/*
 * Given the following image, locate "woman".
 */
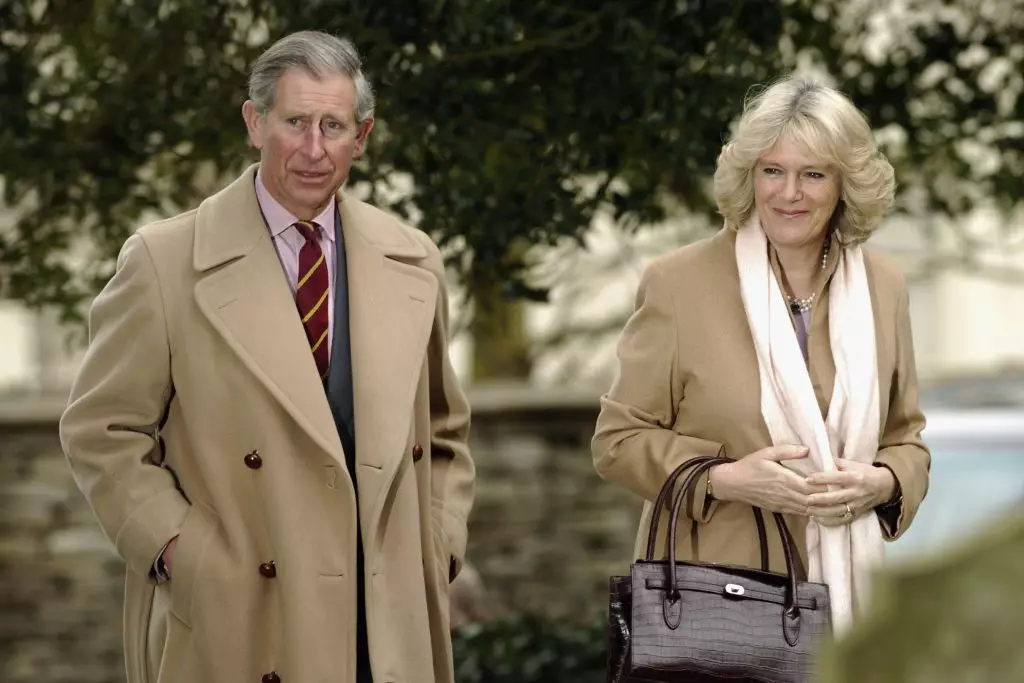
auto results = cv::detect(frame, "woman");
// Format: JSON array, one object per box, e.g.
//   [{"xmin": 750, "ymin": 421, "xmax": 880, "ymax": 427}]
[{"xmin": 591, "ymin": 76, "xmax": 930, "ymax": 632}]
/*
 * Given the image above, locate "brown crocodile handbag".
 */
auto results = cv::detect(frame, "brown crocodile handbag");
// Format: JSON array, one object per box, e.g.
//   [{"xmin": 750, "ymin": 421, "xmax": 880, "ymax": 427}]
[{"xmin": 607, "ymin": 455, "xmax": 832, "ymax": 683}]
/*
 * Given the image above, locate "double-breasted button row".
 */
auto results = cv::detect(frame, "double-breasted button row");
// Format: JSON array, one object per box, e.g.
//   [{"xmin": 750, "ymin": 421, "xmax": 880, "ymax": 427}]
[
  {"xmin": 412, "ymin": 444, "xmax": 424, "ymax": 462},
  {"xmin": 258, "ymin": 561, "xmax": 277, "ymax": 579},
  {"xmin": 261, "ymin": 672, "xmax": 280, "ymax": 683},
  {"xmin": 244, "ymin": 450, "xmax": 262, "ymax": 469}
]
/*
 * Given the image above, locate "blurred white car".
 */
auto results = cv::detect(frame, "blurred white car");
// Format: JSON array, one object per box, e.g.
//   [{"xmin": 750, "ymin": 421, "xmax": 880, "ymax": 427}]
[{"xmin": 885, "ymin": 408, "xmax": 1024, "ymax": 563}]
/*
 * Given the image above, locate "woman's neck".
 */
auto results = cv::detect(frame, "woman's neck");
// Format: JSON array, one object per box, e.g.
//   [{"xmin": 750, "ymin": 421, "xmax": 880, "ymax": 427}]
[{"xmin": 776, "ymin": 240, "xmax": 827, "ymax": 300}]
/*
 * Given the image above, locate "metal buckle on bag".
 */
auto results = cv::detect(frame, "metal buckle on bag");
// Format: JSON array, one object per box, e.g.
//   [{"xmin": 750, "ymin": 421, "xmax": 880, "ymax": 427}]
[{"xmin": 724, "ymin": 583, "xmax": 745, "ymax": 597}]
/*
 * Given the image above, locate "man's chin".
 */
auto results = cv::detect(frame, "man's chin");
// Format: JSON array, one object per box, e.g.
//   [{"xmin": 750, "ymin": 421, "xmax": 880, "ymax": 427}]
[{"xmin": 289, "ymin": 177, "xmax": 333, "ymax": 195}]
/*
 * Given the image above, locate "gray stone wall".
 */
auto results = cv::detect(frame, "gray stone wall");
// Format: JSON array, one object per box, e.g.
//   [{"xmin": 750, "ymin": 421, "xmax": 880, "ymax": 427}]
[
  {"xmin": 466, "ymin": 386, "xmax": 641, "ymax": 620},
  {"xmin": 0, "ymin": 386, "xmax": 640, "ymax": 683},
  {"xmin": 0, "ymin": 398, "xmax": 126, "ymax": 683}
]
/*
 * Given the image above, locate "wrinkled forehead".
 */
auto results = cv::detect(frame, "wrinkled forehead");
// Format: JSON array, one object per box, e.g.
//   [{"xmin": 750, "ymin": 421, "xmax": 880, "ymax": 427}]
[{"xmin": 271, "ymin": 67, "xmax": 358, "ymax": 120}]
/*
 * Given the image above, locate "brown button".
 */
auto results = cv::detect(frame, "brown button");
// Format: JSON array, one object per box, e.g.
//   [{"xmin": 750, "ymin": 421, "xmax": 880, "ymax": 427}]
[
  {"xmin": 244, "ymin": 451, "xmax": 263, "ymax": 469},
  {"xmin": 258, "ymin": 561, "xmax": 277, "ymax": 579},
  {"xmin": 412, "ymin": 444, "xmax": 424, "ymax": 462},
  {"xmin": 261, "ymin": 673, "xmax": 280, "ymax": 683}
]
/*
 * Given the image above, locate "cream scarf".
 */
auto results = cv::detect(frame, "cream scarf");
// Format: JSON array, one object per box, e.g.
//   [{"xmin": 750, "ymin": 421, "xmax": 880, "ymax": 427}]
[{"xmin": 735, "ymin": 215, "xmax": 884, "ymax": 634}]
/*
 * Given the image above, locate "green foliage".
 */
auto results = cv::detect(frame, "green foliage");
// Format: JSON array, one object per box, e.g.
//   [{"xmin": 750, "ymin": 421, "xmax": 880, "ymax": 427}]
[
  {"xmin": 1, "ymin": 0, "xmax": 1022, "ymax": 323},
  {"xmin": 815, "ymin": 510, "xmax": 1024, "ymax": 682},
  {"xmin": 0, "ymin": 0, "xmax": 816, "ymax": 321},
  {"xmin": 817, "ymin": 1, "xmax": 1024, "ymax": 219},
  {"xmin": 452, "ymin": 613, "xmax": 606, "ymax": 683}
]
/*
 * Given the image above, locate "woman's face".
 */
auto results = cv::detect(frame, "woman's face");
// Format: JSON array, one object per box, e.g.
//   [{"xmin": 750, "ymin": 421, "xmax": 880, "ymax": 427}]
[{"xmin": 753, "ymin": 137, "xmax": 841, "ymax": 251}]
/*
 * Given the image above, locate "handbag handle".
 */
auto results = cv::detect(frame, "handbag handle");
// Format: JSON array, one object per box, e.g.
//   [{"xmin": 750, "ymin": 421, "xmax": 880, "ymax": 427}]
[
  {"xmin": 645, "ymin": 456, "xmax": 771, "ymax": 572},
  {"xmin": 645, "ymin": 456, "xmax": 716, "ymax": 558},
  {"xmin": 665, "ymin": 458, "xmax": 803, "ymax": 619}
]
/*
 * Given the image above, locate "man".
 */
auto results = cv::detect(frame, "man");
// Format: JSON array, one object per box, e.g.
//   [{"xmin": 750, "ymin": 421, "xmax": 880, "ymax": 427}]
[{"xmin": 59, "ymin": 30, "xmax": 475, "ymax": 683}]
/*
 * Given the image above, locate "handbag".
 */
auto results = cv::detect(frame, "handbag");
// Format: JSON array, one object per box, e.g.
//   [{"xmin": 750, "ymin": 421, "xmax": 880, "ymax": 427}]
[{"xmin": 607, "ymin": 455, "xmax": 832, "ymax": 683}]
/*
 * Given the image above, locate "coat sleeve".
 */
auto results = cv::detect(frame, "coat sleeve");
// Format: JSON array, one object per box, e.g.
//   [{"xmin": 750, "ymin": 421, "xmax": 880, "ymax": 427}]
[
  {"xmin": 874, "ymin": 278, "xmax": 931, "ymax": 540},
  {"xmin": 422, "ymin": 247, "xmax": 474, "ymax": 582},
  {"xmin": 592, "ymin": 260, "xmax": 725, "ymax": 523},
  {"xmin": 59, "ymin": 233, "xmax": 190, "ymax": 578}
]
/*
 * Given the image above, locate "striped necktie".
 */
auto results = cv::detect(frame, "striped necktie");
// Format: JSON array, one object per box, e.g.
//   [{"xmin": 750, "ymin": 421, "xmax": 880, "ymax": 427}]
[{"xmin": 293, "ymin": 220, "xmax": 330, "ymax": 379}]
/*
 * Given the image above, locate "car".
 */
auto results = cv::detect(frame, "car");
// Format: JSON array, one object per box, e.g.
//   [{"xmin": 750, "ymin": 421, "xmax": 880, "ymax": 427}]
[{"xmin": 885, "ymin": 407, "xmax": 1024, "ymax": 563}]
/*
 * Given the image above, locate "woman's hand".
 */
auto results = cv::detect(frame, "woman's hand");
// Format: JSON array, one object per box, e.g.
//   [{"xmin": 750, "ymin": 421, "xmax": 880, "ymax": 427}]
[
  {"xmin": 805, "ymin": 460, "xmax": 895, "ymax": 526},
  {"xmin": 710, "ymin": 445, "xmax": 823, "ymax": 515}
]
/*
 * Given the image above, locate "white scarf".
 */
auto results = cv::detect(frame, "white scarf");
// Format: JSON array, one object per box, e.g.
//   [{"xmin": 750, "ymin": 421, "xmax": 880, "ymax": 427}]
[{"xmin": 735, "ymin": 215, "xmax": 884, "ymax": 634}]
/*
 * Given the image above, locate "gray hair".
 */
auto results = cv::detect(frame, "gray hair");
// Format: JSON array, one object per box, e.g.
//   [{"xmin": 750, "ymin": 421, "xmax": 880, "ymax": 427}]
[
  {"xmin": 248, "ymin": 30, "xmax": 376, "ymax": 124},
  {"xmin": 714, "ymin": 76, "xmax": 895, "ymax": 246}
]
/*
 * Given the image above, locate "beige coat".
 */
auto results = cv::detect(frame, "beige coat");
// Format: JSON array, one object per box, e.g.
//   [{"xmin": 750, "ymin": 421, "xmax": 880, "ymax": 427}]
[
  {"xmin": 59, "ymin": 165, "xmax": 475, "ymax": 683},
  {"xmin": 592, "ymin": 228, "xmax": 929, "ymax": 576}
]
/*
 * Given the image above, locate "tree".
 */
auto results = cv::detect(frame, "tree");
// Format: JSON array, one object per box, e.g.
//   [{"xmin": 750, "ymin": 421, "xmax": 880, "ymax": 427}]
[
  {"xmin": 811, "ymin": 0, "xmax": 1024, "ymax": 276},
  {"xmin": 520, "ymin": 0, "xmax": 1024, "ymax": 386},
  {"xmin": 0, "ymin": 0, "xmax": 812, "ymax": 316},
  {"xmin": 1, "ymin": 0, "xmax": 1022, "ymax": 375}
]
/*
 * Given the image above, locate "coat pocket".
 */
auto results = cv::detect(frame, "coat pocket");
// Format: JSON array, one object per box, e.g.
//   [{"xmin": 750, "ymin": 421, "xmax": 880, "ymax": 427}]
[
  {"xmin": 430, "ymin": 518, "xmax": 452, "ymax": 588},
  {"xmin": 169, "ymin": 502, "xmax": 218, "ymax": 628},
  {"xmin": 124, "ymin": 570, "xmax": 157, "ymax": 683}
]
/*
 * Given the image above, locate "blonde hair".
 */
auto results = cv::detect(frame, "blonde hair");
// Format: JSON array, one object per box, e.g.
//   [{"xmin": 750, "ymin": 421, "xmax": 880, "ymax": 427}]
[{"xmin": 713, "ymin": 76, "xmax": 895, "ymax": 246}]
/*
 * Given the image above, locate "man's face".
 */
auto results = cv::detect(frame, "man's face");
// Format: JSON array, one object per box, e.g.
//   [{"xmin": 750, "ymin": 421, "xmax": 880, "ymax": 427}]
[{"xmin": 242, "ymin": 68, "xmax": 373, "ymax": 219}]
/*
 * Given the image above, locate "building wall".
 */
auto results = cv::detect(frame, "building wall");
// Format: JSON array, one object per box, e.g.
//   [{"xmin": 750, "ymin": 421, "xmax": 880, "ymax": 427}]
[{"xmin": 524, "ymin": 211, "xmax": 1024, "ymax": 387}]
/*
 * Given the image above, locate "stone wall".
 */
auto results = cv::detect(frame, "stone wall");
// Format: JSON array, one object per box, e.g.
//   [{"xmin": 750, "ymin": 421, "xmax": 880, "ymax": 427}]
[
  {"xmin": 0, "ymin": 398, "xmax": 125, "ymax": 683},
  {"xmin": 465, "ymin": 386, "xmax": 642, "ymax": 620},
  {"xmin": 0, "ymin": 386, "xmax": 640, "ymax": 683}
]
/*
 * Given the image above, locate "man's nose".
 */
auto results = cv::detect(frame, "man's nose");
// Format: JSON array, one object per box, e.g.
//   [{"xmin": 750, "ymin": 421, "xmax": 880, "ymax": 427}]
[{"xmin": 301, "ymin": 126, "xmax": 327, "ymax": 159}]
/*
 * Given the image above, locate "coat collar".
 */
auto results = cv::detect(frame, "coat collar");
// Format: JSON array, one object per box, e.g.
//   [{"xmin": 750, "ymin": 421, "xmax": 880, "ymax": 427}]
[
  {"xmin": 193, "ymin": 164, "xmax": 426, "ymax": 272},
  {"xmin": 191, "ymin": 164, "xmax": 436, "ymax": 481}
]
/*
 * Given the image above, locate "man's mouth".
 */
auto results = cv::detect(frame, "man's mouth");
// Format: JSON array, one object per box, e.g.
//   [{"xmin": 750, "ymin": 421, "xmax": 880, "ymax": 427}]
[{"xmin": 294, "ymin": 171, "xmax": 329, "ymax": 181}]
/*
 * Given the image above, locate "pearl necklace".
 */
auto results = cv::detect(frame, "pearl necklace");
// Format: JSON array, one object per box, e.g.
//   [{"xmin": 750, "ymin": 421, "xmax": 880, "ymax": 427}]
[{"xmin": 786, "ymin": 244, "xmax": 830, "ymax": 314}]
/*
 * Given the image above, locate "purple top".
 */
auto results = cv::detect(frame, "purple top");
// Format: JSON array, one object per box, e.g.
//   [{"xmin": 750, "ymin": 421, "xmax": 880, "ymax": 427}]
[{"xmin": 795, "ymin": 308, "xmax": 811, "ymax": 362}]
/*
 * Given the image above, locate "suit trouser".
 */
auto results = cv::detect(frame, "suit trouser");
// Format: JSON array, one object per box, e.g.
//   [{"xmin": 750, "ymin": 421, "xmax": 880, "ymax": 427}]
[
  {"xmin": 342, "ymin": 429, "xmax": 373, "ymax": 683},
  {"xmin": 355, "ymin": 535, "xmax": 372, "ymax": 682}
]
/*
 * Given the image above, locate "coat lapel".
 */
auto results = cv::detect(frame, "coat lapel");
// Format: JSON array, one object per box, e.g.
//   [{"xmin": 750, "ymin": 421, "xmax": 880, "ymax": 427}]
[
  {"xmin": 192, "ymin": 165, "xmax": 344, "ymax": 463},
  {"xmin": 338, "ymin": 196, "xmax": 437, "ymax": 527},
  {"xmin": 189, "ymin": 166, "xmax": 439, "ymax": 519}
]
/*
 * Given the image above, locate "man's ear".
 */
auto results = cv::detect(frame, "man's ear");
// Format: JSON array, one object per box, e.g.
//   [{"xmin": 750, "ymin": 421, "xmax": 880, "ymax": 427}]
[
  {"xmin": 353, "ymin": 117, "xmax": 374, "ymax": 158},
  {"xmin": 242, "ymin": 100, "xmax": 265, "ymax": 150}
]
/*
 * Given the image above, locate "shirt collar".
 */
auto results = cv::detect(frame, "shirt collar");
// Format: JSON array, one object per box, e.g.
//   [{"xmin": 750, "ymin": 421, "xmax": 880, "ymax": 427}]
[{"xmin": 255, "ymin": 166, "xmax": 336, "ymax": 241}]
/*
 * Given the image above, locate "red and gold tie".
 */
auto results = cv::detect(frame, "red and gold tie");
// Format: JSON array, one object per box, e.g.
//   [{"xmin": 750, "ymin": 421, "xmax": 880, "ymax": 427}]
[{"xmin": 293, "ymin": 220, "xmax": 330, "ymax": 379}]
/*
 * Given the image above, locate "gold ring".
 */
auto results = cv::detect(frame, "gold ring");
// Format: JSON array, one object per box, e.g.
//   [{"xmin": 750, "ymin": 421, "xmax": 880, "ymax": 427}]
[{"xmin": 843, "ymin": 503, "xmax": 853, "ymax": 519}]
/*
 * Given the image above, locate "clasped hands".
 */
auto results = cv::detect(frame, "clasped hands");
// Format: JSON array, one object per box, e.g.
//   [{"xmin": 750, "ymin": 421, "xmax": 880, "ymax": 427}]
[{"xmin": 708, "ymin": 445, "xmax": 896, "ymax": 525}]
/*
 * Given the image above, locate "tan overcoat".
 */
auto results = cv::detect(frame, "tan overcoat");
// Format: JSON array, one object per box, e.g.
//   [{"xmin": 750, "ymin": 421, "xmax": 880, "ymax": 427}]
[
  {"xmin": 592, "ymin": 228, "xmax": 930, "ymax": 576},
  {"xmin": 59, "ymin": 165, "xmax": 475, "ymax": 683}
]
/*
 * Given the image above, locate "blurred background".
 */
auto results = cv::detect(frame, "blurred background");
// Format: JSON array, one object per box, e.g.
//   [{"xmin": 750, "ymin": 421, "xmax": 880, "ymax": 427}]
[{"xmin": 1, "ymin": 0, "xmax": 1023, "ymax": 681}]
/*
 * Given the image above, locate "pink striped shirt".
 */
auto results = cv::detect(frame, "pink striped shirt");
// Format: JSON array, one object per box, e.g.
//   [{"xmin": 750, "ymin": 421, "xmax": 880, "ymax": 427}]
[{"xmin": 255, "ymin": 167, "xmax": 337, "ymax": 356}]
